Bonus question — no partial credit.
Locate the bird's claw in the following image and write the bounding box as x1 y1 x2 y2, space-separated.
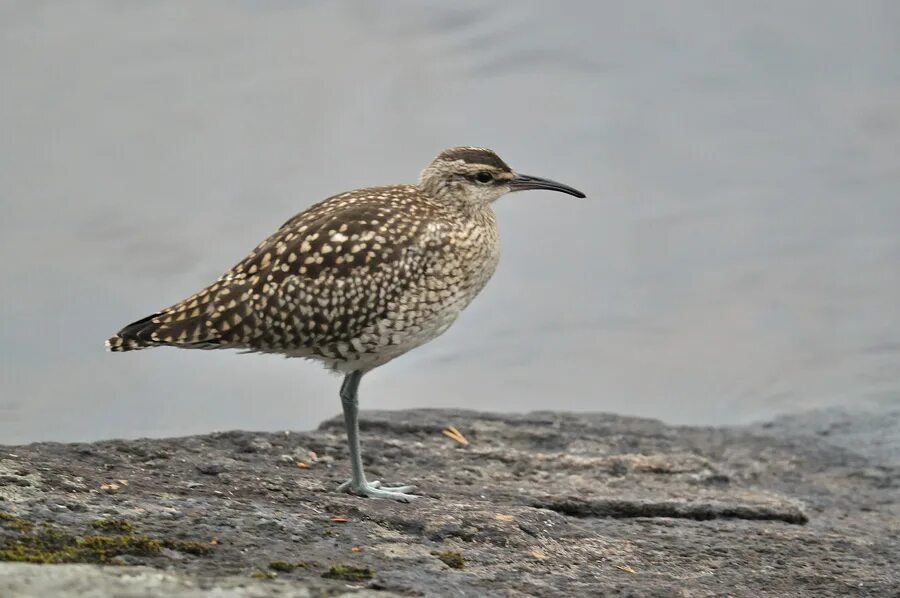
336 479 417 502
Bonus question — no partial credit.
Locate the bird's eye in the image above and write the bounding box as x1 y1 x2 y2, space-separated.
475 171 494 184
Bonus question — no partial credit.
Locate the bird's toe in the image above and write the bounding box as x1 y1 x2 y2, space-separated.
336 479 418 502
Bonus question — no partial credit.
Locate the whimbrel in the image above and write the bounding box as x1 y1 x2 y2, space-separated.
107 147 585 501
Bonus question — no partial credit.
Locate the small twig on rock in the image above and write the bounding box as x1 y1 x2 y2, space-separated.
442 425 469 446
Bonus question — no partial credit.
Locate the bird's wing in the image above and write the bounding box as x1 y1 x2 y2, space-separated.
112 188 445 351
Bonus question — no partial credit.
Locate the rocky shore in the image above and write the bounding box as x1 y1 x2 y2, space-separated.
1 407 897 596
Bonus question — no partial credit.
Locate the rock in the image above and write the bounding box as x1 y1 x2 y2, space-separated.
1 408 898 597
0 563 324 597
0 475 31 487
195 461 230 476
240 438 274 454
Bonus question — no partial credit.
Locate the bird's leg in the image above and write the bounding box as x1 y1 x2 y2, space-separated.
335 371 417 502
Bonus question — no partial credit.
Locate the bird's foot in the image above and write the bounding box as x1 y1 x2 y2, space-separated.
336 479 417 502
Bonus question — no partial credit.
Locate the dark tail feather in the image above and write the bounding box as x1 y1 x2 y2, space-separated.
106 313 162 352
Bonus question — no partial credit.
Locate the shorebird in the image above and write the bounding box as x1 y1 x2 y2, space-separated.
107 147 585 501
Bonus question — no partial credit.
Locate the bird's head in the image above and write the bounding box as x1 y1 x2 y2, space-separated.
419 147 585 205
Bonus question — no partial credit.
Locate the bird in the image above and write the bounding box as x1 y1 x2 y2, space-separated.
107 147 585 501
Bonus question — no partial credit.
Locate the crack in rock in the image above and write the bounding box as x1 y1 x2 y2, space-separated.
532 496 808 524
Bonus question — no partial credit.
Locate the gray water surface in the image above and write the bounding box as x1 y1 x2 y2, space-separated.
1 1 899 444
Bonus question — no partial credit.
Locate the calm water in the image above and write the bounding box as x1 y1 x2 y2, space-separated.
1 1 899 444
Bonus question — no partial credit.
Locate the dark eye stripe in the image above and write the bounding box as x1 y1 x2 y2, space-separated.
467 174 512 186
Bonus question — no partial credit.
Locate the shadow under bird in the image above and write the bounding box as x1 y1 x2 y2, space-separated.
107 147 586 501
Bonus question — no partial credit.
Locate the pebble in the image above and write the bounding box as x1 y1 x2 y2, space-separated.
196 461 229 475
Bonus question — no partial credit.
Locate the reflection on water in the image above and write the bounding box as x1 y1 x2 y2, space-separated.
1 1 898 443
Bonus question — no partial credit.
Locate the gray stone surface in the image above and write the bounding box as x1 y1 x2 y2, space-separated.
0 563 311 598
1 408 898 597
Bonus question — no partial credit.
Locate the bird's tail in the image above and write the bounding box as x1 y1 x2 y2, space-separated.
105 313 164 352
107 279 242 352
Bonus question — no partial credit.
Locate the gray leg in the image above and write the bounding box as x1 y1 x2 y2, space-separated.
335 370 417 502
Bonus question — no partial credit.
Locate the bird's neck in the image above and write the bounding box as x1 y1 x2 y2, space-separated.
418 182 495 221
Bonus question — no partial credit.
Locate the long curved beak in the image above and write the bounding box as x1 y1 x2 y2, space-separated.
508 173 586 198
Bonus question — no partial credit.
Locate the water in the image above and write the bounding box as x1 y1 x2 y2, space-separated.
1 1 898 444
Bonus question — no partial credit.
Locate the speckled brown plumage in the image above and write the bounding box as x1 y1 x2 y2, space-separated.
108 181 497 372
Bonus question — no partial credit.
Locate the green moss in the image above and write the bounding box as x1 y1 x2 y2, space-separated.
0 527 77 563
0 512 33 533
0 516 212 565
90 519 135 534
0 528 160 564
268 560 295 572
432 550 465 569
80 535 162 561
322 564 374 581
252 569 277 580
